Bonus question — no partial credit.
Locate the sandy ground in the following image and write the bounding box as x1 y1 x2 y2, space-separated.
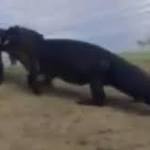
0 63 150 150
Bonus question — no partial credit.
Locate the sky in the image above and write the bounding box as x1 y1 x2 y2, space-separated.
0 0 150 52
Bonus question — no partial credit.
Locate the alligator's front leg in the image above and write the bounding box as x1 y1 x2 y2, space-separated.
0 52 4 84
27 54 42 94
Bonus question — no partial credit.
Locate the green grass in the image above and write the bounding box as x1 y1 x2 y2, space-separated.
120 50 150 64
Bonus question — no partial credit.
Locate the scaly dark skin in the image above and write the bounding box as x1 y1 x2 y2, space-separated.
2 25 150 106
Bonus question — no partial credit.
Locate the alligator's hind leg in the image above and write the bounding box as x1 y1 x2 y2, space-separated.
89 79 106 106
78 79 106 106
88 60 110 106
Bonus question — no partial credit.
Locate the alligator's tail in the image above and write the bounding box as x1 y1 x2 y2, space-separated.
109 55 150 104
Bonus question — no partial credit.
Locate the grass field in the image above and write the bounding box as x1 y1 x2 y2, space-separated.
0 52 150 150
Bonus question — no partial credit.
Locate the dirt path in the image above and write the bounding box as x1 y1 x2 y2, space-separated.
0 66 150 150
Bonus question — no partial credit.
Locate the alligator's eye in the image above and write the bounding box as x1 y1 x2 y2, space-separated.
3 39 10 46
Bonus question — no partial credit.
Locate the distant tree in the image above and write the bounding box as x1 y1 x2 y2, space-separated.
137 38 150 47
137 40 146 47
